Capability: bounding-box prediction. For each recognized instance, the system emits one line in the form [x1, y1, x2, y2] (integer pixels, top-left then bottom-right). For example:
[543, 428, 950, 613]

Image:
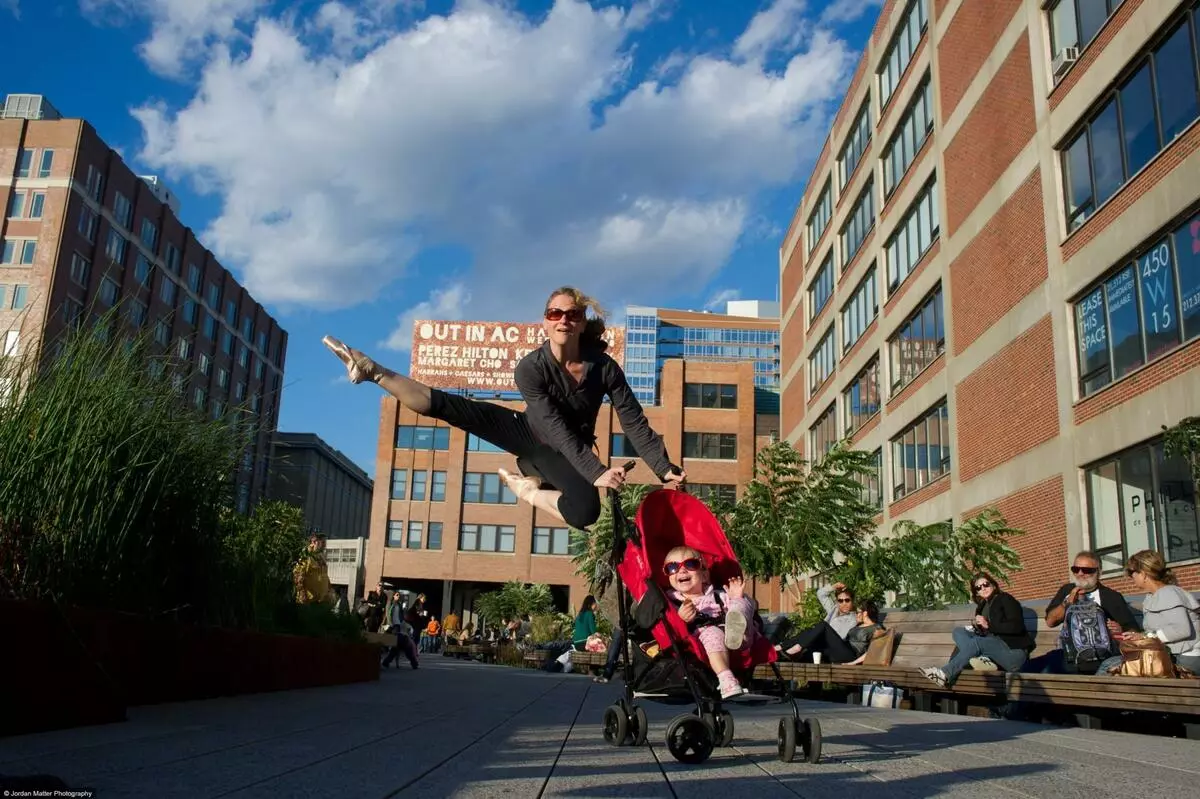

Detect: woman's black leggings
[779, 621, 857, 664]
[427, 389, 602, 529]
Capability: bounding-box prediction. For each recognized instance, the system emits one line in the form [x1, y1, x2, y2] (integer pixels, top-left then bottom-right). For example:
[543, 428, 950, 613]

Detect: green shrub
[787, 588, 826, 632]
[528, 612, 573, 644]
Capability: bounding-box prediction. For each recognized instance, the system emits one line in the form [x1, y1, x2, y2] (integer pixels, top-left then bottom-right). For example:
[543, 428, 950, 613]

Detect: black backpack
[1061, 599, 1114, 665]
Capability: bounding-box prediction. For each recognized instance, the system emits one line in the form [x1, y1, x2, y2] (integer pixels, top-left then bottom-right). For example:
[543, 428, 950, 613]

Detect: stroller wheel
[777, 717, 797, 763]
[665, 714, 714, 764]
[801, 717, 822, 763]
[631, 705, 648, 746]
[603, 704, 629, 747]
[703, 711, 735, 747]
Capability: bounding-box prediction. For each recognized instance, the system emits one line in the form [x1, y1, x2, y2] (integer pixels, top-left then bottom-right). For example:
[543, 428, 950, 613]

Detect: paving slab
[2, 656, 1198, 798]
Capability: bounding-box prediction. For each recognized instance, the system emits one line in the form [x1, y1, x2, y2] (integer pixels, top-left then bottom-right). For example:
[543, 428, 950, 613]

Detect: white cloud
[705, 288, 741, 311]
[118, 0, 857, 326]
[2, 0, 19, 19]
[819, 0, 885, 25]
[733, 0, 809, 63]
[80, 0, 268, 78]
[381, 282, 472, 352]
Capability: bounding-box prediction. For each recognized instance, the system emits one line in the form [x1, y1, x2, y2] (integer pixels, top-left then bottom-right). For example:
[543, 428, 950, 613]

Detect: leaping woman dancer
[322, 286, 686, 529]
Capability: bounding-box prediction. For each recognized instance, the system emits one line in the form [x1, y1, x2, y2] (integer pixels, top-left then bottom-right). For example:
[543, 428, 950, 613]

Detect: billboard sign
[409, 320, 626, 393]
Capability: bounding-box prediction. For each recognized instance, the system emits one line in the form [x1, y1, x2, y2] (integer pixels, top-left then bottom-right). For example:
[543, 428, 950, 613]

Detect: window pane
[480, 525, 497, 551]
[500, 527, 515, 553]
[913, 417, 928, 485]
[434, 427, 450, 449]
[412, 427, 433, 449]
[1174, 213, 1200, 341]
[1090, 100, 1124, 206]
[1155, 21, 1200, 143]
[1119, 64, 1159, 178]
[1138, 238, 1180, 360]
[1065, 133, 1093, 226]
[552, 527, 569, 555]
[1078, 0, 1109, 44]
[1119, 447, 1156, 555]
[428, 522, 442, 549]
[1050, 0, 1079, 53]
[1104, 266, 1143, 378]
[1156, 443, 1200, 563]
[904, 429, 917, 493]
[1088, 461, 1123, 551]
[1075, 286, 1111, 393]
[408, 522, 423, 549]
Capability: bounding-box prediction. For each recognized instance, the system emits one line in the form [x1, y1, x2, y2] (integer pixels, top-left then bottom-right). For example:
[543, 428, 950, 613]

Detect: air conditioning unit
[1052, 47, 1080, 79]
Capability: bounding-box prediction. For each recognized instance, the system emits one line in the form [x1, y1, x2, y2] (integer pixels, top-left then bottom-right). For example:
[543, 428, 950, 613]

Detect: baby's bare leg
[708, 647, 730, 674]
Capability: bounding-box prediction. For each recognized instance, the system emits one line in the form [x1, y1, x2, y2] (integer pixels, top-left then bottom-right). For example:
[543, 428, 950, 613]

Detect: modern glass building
[624, 301, 781, 406]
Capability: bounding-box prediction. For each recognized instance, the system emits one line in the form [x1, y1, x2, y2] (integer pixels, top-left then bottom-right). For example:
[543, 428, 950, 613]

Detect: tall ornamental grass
[0, 316, 248, 621]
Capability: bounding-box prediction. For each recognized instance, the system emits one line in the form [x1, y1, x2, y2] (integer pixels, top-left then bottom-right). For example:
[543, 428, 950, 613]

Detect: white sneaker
[969, 657, 998, 671]
[724, 609, 747, 650]
[920, 666, 947, 688]
[719, 678, 748, 699]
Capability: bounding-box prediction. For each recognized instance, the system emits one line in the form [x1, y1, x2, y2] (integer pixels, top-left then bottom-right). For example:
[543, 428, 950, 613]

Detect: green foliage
[528, 611, 574, 644]
[473, 581, 554, 626]
[1163, 416, 1200, 484]
[724, 441, 879, 581]
[834, 508, 1023, 610]
[213, 500, 310, 630]
[570, 482, 655, 599]
[787, 588, 827, 632]
[275, 600, 365, 642]
[0, 316, 248, 619]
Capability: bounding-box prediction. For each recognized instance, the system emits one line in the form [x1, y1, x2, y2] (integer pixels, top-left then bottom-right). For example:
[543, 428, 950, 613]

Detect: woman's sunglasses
[974, 583, 992, 591]
[664, 558, 704, 576]
[545, 307, 585, 322]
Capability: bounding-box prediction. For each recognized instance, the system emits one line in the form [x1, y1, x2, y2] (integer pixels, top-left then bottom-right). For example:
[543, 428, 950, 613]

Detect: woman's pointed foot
[323, 336, 382, 384]
[498, 467, 541, 501]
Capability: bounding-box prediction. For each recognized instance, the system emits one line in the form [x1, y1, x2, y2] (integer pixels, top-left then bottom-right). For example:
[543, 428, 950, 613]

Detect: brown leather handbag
[1115, 637, 1178, 678]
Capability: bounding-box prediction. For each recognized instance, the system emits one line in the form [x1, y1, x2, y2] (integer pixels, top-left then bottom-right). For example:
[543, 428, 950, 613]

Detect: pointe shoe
[322, 336, 382, 384]
[498, 467, 541, 501]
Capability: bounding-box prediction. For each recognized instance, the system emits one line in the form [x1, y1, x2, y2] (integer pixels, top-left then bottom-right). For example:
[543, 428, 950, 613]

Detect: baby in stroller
[664, 545, 758, 699]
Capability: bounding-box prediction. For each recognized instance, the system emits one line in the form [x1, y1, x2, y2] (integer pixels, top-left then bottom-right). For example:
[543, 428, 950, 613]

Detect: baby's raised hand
[726, 576, 745, 600]
[678, 598, 697, 622]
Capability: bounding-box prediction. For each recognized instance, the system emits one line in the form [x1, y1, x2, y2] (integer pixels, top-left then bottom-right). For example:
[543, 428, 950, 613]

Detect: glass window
[431, 471, 447, 502]
[391, 469, 407, 500]
[809, 403, 838, 459]
[1085, 438, 1200, 570]
[1074, 213, 1200, 396]
[428, 522, 443, 550]
[883, 75, 933, 196]
[809, 255, 835, 322]
[838, 102, 871, 187]
[458, 524, 478, 551]
[462, 473, 517, 504]
[842, 357, 881, 435]
[397, 425, 451, 450]
[689, 484, 738, 504]
[11, 285, 28, 310]
[411, 470, 428, 502]
[841, 180, 875, 266]
[683, 382, 738, 409]
[806, 182, 832, 257]
[858, 449, 883, 509]
[15, 149, 31, 178]
[888, 285, 944, 393]
[533, 526, 572, 555]
[1120, 64, 1160, 178]
[683, 433, 738, 460]
[1050, 0, 1125, 56]
[809, 326, 836, 394]
[841, 266, 878, 353]
[387, 521, 404, 547]
[890, 401, 950, 500]
[37, 149, 53, 178]
[611, 433, 639, 458]
[885, 179, 939, 292]
[1156, 19, 1200, 143]
[7, 192, 25, 218]
[407, 521, 423, 549]
[878, 0, 928, 107]
[467, 433, 505, 452]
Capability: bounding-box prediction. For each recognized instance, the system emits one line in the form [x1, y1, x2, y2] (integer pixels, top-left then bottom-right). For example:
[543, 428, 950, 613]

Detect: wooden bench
[753, 606, 1200, 732]
[441, 642, 497, 662]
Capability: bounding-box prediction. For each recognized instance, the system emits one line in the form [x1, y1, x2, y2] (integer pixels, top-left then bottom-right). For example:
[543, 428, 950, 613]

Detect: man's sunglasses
[1070, 566, 1099, 575]
[545, 307, 585, 322]
[664, 558, 704, 576]
[836, 597, 853, 604]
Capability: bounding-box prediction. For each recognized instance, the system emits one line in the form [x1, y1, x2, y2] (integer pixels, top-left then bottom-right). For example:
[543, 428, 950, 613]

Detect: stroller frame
[599, 490, 822, 765]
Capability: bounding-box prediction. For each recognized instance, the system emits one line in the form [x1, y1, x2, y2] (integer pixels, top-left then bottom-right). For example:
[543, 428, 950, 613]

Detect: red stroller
[599, 488, 822, 765]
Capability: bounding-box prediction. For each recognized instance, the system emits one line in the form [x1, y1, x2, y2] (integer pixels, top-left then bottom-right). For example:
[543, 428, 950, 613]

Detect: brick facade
[964, 476, 1068, 601]
[955, 315, 1060, 483]
[937, 0, 1022, 120]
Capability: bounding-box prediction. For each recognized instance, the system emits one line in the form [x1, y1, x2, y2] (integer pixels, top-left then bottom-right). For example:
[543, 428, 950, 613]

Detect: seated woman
[1100, 549, 1200, 675]
[776, 600, 886, 664]
[573, 595, 598, 652]
[663, 546, 758, 699]
[775, 582, 858, 661]
[920, 573, 1032, 688]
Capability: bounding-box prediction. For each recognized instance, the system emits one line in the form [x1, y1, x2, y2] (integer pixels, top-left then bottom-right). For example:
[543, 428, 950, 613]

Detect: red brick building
[780, 0, 1200, 600]
[0, 95, 287, 510]
[366, 345, 788, 627]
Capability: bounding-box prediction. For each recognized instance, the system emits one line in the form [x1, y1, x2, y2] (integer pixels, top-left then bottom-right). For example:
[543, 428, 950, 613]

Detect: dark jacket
[1046, 582, 1142, 632]
[514, 340, 673, 483]
[978, 591, 1033, 652]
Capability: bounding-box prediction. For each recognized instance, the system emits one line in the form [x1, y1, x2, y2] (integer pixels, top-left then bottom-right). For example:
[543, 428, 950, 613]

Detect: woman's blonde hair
[545, 286, 608, 351]
[1127, 549, 1176, 584]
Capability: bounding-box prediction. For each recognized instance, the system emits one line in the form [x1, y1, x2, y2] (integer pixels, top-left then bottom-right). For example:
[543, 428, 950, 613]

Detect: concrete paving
[2, 656, 1198, 798]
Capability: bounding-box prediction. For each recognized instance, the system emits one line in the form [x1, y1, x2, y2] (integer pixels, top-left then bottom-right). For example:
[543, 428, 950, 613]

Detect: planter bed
[1, 599, 380, 738]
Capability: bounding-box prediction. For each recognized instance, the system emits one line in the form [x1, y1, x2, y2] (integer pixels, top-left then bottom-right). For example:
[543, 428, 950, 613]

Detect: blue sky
[1, 0, 877, 473]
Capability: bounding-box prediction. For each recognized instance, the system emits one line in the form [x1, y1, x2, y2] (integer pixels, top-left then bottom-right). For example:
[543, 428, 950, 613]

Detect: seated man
[1026, 550, 1141, 675]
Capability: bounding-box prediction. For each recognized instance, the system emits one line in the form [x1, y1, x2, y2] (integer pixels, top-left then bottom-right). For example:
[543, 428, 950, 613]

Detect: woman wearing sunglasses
[323, 286, 685, 529]
[919, 573, 1033, 689]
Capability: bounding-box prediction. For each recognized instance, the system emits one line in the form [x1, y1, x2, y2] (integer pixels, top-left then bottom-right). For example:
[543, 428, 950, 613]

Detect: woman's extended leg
[323, 336, 433, 413]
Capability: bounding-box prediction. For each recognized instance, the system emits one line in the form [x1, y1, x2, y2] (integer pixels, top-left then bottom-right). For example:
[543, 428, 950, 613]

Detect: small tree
[473, 581, 554, 629]
[724, 440, 879, 607]
[1163, 416, 1200, 484]
[569, 482, 655, 602]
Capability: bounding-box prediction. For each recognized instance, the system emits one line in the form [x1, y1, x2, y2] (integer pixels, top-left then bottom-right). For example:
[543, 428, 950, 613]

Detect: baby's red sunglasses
[664, 557, 705, 576]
